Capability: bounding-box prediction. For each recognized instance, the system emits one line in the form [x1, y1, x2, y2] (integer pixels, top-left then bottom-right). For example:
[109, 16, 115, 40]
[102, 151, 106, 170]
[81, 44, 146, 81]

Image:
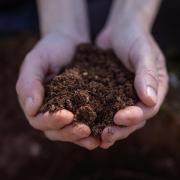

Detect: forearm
[107, 0, 162, 31]
[37, 0, 89, 40]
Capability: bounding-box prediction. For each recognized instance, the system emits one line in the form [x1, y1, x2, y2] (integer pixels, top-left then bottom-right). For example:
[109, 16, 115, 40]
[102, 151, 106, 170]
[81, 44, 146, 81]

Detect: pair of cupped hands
[16, 17, 168, 150]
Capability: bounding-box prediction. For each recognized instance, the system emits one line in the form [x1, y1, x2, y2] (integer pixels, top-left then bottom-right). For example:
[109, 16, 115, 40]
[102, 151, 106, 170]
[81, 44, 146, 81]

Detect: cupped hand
[96, 19, 169, 149]
[16, 32, 99, 150]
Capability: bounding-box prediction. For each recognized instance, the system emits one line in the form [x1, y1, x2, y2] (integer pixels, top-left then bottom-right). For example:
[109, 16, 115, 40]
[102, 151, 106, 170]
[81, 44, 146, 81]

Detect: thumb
[97, 31, 158, 107]
[16, 52, 45, 117]
[129, 37, 158, 107]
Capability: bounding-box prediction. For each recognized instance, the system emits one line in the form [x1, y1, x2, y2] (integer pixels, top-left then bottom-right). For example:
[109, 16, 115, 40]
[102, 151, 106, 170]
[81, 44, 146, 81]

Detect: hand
[16, 32, 99, 150]
[96, 18, 169, 149]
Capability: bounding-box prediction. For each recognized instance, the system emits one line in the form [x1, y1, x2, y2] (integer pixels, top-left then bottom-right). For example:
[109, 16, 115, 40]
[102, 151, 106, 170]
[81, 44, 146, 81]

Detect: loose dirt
[40, 44, 138, 136]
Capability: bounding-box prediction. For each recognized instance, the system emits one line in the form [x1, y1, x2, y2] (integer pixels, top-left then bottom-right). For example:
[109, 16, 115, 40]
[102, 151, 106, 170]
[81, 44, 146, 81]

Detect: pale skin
[16, 0, 169, 150]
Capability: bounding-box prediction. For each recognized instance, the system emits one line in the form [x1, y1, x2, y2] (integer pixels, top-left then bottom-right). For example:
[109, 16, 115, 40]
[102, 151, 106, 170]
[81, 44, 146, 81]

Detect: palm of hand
[96, 25, 168, 148]
[16, 33, 100, 150]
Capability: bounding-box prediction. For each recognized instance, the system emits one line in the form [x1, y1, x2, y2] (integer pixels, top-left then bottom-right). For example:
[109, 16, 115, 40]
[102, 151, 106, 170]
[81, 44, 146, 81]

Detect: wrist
[101, 16, 149, 44]
[37, 0, 89, 41]
[106, 0, 161, 32]
[41, 27, 89, 44]
[40, 31, 89, 47]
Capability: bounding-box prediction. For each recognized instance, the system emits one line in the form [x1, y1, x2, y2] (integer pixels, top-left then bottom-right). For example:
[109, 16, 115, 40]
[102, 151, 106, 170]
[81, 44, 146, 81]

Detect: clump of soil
[40, 44, 138, 136]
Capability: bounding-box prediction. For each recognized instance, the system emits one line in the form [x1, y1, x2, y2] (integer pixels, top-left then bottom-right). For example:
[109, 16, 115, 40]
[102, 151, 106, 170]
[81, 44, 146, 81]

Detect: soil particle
[40, 44, 139, 136]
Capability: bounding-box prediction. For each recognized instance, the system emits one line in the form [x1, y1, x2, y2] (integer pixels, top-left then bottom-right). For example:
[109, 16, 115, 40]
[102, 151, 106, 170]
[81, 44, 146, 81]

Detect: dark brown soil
[40, 44, 138, 136]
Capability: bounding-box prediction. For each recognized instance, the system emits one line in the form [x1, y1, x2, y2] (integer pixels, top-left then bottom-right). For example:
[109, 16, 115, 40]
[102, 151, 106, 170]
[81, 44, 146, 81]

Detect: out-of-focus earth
[0, 33, 180, 180]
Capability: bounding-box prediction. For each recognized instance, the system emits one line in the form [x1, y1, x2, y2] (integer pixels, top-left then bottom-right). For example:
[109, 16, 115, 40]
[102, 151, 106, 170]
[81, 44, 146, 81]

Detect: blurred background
[0, 0, 180, 179]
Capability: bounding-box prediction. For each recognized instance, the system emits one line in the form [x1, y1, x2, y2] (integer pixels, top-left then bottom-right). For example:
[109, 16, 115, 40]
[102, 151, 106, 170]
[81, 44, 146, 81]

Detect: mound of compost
[40, 44, 138, 136]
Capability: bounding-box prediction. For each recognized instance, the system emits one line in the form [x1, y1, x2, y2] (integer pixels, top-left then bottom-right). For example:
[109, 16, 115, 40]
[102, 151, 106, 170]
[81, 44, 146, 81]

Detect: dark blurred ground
[0, 0, 180, 180]
[0, 34, 180, 180]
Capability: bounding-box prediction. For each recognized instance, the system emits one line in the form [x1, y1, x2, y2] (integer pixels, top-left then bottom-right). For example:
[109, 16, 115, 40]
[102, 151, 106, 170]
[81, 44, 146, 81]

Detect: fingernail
[25, 96, 33, 113]
[147, 86, 157, 104]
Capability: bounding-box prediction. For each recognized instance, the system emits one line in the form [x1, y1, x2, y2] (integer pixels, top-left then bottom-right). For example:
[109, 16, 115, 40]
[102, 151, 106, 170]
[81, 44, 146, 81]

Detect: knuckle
[73, 124, 90, 138]
[53, 117, 72, 130]
[146, 69, 159, 82]
[50, 116, 62, 129]
[78, 127, 90, 137]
